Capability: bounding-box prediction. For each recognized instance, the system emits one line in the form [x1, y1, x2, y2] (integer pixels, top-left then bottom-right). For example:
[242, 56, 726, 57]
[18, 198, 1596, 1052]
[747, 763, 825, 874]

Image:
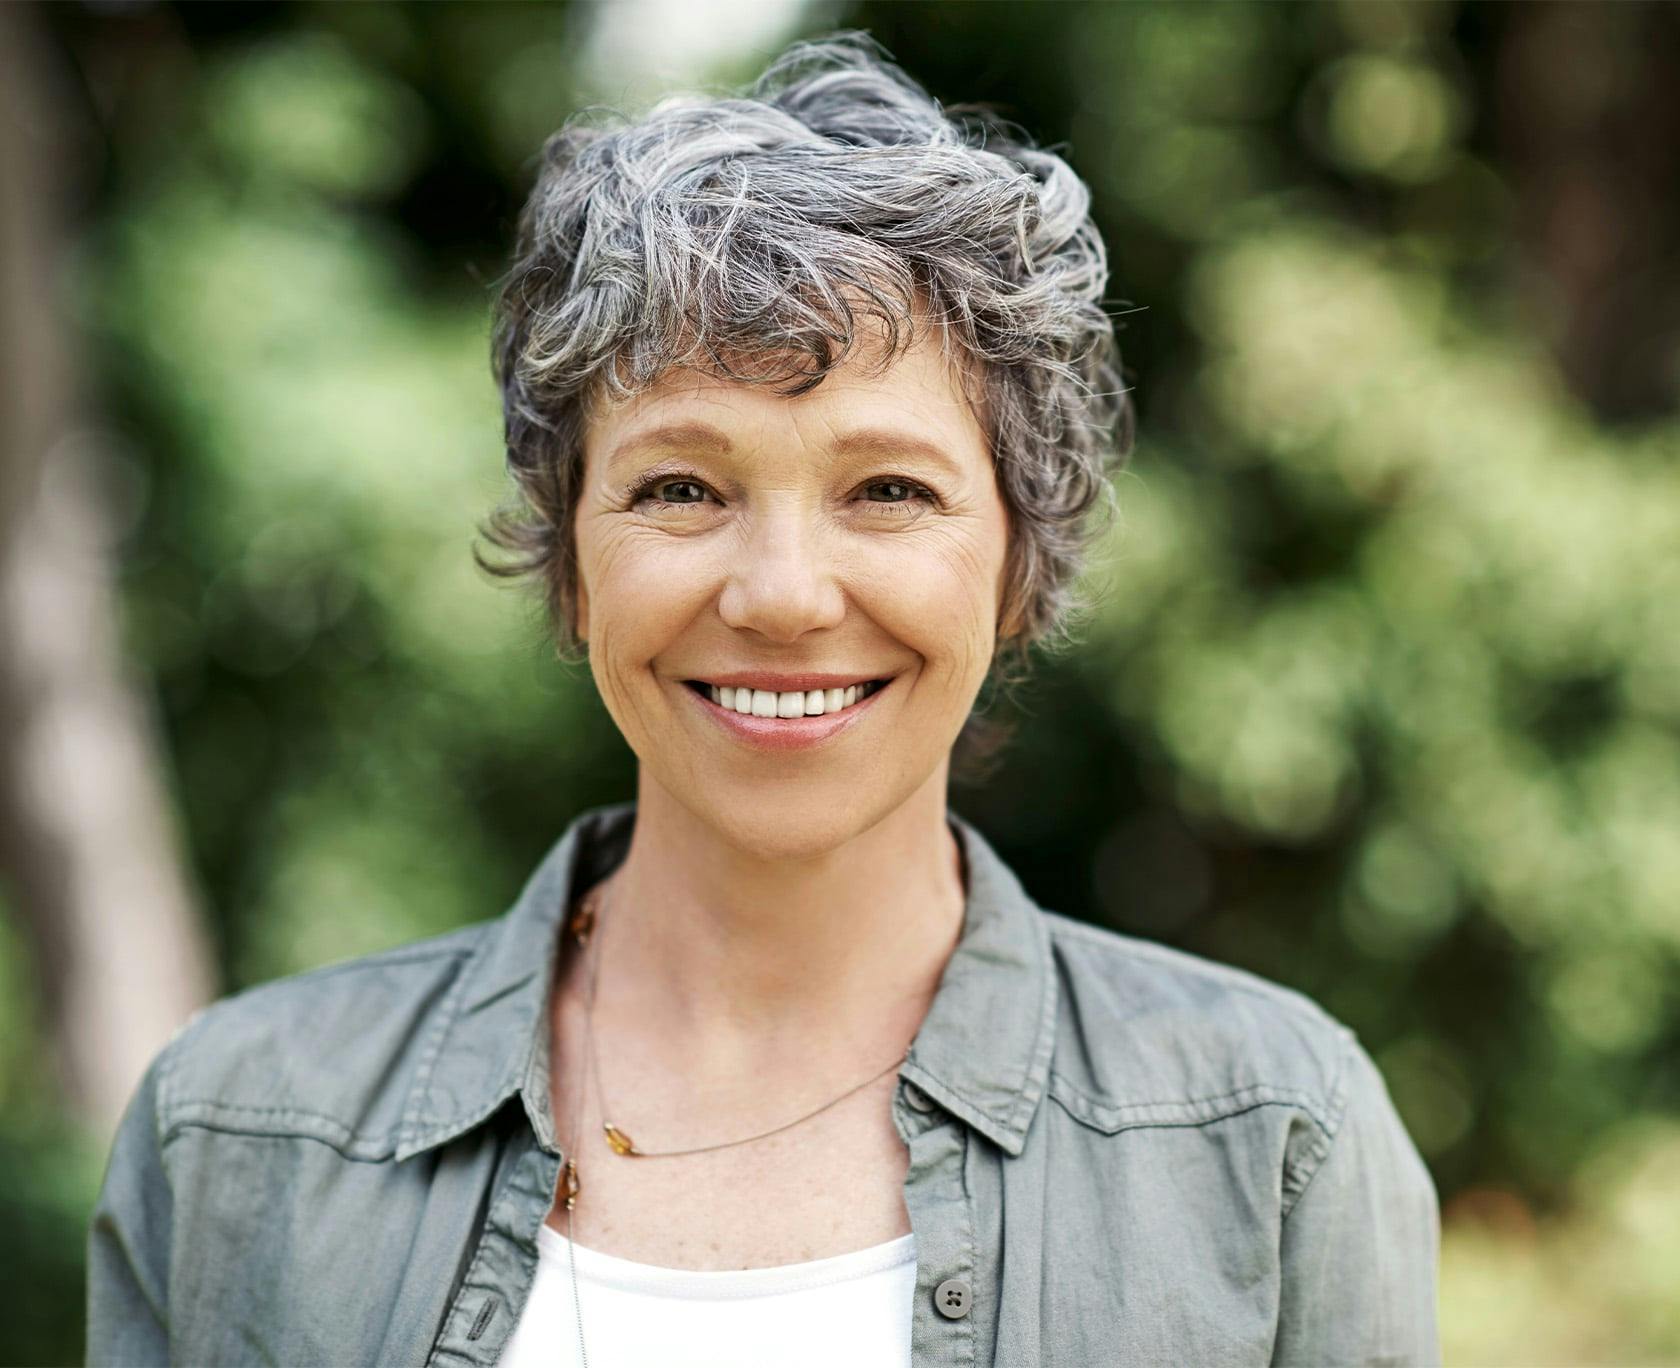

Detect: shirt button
[903, 1081, 937, 1113]
[933, 1277, 972, 1319]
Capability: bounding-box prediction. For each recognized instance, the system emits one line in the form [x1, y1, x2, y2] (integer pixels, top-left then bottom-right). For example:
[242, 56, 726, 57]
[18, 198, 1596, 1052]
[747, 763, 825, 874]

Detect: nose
[716, 501, 847, 643]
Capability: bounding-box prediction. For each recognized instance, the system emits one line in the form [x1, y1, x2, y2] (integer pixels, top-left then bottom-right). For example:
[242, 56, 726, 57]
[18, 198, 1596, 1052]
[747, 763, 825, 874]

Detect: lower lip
[682, 680, 892, 752]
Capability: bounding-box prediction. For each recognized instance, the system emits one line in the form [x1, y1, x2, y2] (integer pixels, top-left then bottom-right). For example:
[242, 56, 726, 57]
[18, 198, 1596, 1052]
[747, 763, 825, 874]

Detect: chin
[678, 780, 916, 865]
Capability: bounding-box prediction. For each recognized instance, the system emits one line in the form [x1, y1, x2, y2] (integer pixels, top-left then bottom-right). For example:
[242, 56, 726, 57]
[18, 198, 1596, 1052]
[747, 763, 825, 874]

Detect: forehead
[587, 321, 990, 469]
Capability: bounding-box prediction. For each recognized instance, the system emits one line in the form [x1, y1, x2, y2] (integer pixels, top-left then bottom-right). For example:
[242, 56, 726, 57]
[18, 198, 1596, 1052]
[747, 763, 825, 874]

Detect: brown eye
[866, 480, 918, 502]
[629, 474, 712, 509]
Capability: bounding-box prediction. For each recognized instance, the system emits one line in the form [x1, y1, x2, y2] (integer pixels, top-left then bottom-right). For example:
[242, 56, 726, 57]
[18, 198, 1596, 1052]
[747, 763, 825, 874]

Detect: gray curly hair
[477, 30, 1133, 768]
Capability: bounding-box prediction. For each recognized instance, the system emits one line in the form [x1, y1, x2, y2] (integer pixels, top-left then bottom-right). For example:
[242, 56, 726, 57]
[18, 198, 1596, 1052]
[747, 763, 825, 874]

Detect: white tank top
[496, 1223, 918, 1367]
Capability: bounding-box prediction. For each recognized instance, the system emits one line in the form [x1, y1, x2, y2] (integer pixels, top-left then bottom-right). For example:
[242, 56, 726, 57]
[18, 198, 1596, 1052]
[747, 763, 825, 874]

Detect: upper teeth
[707, 683, 875, 717]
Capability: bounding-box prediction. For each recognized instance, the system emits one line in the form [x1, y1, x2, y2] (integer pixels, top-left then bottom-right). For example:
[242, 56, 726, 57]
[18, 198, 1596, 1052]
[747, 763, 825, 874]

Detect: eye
[628, 474, 713, 510]
[652, 479, 707, 503]
[859, 478, 936, 515]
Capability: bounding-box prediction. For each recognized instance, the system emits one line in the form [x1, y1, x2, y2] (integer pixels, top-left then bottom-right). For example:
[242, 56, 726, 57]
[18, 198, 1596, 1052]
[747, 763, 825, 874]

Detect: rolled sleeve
[86, 1044, 176, 1366]
[1272, 1032, 1442, 1367]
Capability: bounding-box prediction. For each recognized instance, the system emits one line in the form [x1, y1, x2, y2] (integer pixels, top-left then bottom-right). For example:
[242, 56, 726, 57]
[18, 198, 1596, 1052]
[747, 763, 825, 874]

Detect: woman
[87, 31, 1440, 1368]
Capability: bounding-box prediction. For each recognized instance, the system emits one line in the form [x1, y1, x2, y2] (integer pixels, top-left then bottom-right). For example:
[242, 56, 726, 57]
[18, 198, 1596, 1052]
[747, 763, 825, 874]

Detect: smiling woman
[86, 29, 1439, 1368]
[570, 319, 1016, 851]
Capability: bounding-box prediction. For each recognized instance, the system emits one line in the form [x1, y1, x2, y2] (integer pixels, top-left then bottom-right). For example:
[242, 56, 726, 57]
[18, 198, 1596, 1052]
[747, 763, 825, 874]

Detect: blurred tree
[1494, 0, 1680, 422]
[0, 1, 214, 1141]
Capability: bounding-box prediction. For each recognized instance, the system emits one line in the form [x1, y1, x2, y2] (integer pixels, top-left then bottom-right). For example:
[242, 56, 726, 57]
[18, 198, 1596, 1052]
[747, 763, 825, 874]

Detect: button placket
[425, 1129, 556, 1368]
[900, 1112, 977, 1366]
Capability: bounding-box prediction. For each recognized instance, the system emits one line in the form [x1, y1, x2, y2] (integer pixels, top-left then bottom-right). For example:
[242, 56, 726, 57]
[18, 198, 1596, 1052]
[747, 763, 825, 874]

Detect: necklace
[554, 875, 914, 1367]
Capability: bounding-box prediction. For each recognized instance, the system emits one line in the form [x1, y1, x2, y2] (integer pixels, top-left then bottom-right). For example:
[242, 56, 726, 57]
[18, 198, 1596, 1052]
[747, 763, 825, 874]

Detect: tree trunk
[1494, 0, 1680, 423]
[0, 1, 216, 1144]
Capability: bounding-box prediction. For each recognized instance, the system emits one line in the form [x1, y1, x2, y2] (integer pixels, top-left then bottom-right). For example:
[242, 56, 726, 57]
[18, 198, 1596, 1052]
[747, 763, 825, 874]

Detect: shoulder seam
[1044, 914, 1338, 1030]
[242, 941, 480, 987]
[176, 942, 481, 1034]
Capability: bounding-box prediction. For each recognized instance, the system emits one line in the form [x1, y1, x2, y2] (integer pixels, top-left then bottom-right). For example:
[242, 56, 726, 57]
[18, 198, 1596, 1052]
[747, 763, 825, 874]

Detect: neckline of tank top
[534, 1223, 917, 1301]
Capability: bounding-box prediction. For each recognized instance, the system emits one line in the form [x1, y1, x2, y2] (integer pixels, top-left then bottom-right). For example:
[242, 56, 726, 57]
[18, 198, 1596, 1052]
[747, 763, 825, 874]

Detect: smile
[678, 676, 895, 752]
[682, 679, 887, 718]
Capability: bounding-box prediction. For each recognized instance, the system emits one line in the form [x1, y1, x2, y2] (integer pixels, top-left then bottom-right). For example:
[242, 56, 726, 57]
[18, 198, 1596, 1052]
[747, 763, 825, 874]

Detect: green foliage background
[5, 2, 1678, 1363]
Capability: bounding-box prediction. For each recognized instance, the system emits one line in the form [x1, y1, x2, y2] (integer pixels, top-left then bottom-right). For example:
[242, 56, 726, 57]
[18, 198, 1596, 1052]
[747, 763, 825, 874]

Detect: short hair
[477, 31, 1134, 768]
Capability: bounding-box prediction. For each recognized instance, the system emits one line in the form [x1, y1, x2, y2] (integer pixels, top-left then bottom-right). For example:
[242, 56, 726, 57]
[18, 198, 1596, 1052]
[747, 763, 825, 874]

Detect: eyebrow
[606, 421, 965, 478]
[606, 422, 734, 470]
[830, 426, 966, 478]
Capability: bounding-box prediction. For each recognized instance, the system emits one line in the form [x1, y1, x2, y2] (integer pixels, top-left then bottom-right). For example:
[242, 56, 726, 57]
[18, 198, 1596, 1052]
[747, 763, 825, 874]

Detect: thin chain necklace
[556, 875, 913, 1367]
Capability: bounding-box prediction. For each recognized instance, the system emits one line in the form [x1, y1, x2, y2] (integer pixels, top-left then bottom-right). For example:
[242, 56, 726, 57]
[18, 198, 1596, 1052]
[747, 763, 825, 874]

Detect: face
[573, 321, 1013, 861]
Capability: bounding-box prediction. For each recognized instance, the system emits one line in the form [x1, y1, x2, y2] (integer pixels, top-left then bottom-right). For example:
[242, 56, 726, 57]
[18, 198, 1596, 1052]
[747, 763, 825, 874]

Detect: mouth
[681, 678, 890, 719]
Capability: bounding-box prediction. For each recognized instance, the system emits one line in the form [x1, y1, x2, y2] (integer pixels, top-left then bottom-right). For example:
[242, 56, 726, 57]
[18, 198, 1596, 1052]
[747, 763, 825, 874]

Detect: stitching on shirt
[1048, 1095, 1337, 1156]
[402, 1033, 529, 1145]
[956, 1121, 979, 1361]
[401, 1095, 515, 1152]
[165, 1098, 365, 1124]
[1001, 907, 1059, 1147]
[911, 1067, 1017, 1137]
[159, 1114, 398, 1163]
[399, 945, 482, 1147]
[1047, 1071, 1337, 1135]
[1046, 1088, 1329, 1148]
[151, 948, 505, 1163]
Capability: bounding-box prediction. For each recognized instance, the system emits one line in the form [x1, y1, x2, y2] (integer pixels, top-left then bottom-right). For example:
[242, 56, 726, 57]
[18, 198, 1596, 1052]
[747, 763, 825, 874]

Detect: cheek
[855, 526, 1005, 680]
[580, 528, 718, 708]
[585, 527, 717, 637]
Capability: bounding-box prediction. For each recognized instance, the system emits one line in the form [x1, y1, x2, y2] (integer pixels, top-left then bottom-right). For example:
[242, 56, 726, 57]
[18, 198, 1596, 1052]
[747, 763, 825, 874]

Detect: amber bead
[603, 1123, 637, 1156]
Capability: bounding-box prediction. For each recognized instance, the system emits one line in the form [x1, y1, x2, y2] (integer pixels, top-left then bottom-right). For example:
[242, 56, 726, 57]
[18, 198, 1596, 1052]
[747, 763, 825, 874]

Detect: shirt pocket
[1040, 1073, 1324, 1365]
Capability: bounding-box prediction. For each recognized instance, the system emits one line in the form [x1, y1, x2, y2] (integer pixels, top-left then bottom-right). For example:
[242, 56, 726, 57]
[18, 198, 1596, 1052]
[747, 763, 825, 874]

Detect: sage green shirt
[87, 800, 1440, 1366]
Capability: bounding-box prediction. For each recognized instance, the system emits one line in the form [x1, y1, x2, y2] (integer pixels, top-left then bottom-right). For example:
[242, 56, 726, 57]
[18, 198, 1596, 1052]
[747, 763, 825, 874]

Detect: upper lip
[684, 671, 890, 692]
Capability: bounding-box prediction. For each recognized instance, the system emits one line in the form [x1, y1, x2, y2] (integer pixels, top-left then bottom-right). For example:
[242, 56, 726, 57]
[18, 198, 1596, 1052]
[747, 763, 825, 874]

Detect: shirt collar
[395, 800, 1056, 1162]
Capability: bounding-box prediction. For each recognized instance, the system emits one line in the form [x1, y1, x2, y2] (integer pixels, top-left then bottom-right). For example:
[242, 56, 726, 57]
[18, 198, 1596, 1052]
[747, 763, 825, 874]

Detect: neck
[586, 767, 968, 1079]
